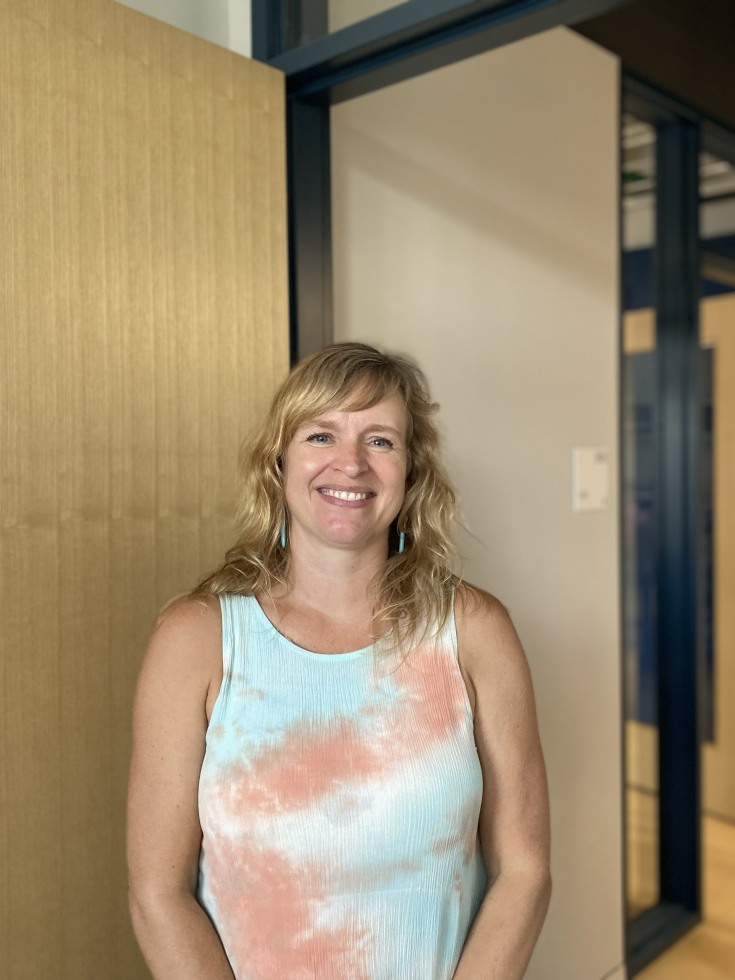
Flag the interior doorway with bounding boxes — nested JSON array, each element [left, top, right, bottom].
[[622, 101, 735, 974]]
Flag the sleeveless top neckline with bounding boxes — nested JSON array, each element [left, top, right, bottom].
[[251, 594, 374, 661]]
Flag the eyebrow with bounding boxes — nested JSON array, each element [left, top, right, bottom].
[[306, 418, 403, 436]]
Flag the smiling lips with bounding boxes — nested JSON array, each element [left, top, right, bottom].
[[317, 487, 375, 502]]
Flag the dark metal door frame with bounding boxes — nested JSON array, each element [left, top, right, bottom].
[[252, 0, 628, 360], [623, 74, 735, 974]]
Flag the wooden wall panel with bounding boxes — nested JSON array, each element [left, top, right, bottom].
[[701, 294, 735, 821], [0, 2, 289, 978]]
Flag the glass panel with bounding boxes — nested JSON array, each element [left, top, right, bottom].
[[281, 0, 411, 50], [280, 0, 489, 51], [622, 114, 660, 920], [329, 0, 410, 33], [278, 0, 523, 53], [623, 125, 735, 926]]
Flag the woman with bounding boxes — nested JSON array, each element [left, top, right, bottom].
[[127, 342, 551, 979]]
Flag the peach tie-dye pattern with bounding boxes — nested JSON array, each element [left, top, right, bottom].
[[197, 595, 487, 980]]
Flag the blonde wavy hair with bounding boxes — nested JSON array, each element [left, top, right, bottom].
[[192, 342, 460, 651]]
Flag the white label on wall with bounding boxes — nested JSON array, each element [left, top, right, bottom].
[[572, 447, 610, 512]]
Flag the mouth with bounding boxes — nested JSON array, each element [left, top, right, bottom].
[[316, 487, 376, 502]]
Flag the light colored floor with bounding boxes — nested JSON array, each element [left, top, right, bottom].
[[629, 794, 735, 979], [627, 786, 659, 917]]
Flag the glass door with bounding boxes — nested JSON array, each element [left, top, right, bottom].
[[622, 96, 735, 972], [698, 143, 735, 955], [622, 114, 660, 923]]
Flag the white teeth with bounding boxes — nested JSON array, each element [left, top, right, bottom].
[[320, 489, 371, 501]]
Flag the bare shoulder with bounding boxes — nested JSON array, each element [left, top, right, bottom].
[[455, 582, 527, 681], [137, 593, 223, 710], [150, 593, 222, 654], [455, 582, 512, 632]]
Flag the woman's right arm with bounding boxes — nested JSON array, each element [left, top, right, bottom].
[[127, 596, 236, 980]]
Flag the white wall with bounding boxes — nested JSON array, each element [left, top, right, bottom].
[[332, 28, 624, 980], [114, 0, 250, 56]]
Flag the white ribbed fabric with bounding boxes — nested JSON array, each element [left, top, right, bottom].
[[197, 594, 486, 979]]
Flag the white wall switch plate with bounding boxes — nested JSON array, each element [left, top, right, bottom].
[[572, 447, 609, 512]]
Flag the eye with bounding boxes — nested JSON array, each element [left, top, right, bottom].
[[369, 436, 394, 449], [306, 432, 332, 444]]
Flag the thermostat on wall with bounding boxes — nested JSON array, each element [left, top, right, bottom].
[[572, 447, 609, 512]]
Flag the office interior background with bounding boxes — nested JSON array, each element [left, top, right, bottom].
[[2, 1, 734, 978]]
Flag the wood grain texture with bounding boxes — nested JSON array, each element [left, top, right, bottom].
[[701, 293, 735, 823], [0, 2, 288, 977]]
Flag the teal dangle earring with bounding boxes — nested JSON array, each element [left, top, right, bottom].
[[398, 530, 406, 554], [280, 519, 287, 549]]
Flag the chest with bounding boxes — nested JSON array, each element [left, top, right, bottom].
[[262, 597, 376, 655], [200, 634, 482, 855]]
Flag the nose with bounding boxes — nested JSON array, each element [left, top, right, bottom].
[[336, 440, 369, 476]]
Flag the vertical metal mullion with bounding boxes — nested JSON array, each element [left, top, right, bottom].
[[253, 0, 329, 61], [251, 0, 281, 61], [655, 118, 701, 914], [285, 1, 331, 362], [287, 98, 333, 363]]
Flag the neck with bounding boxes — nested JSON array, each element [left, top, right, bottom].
[[277, 529, 388, 618]]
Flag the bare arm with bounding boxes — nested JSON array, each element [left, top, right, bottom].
[[453, 587, 551, 980], [127, 596, 236, 980]]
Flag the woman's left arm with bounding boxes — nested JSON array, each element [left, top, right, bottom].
[[453, 587, 552, 980]]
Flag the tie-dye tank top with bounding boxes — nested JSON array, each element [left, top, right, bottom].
[[197, 594, 487, 979]]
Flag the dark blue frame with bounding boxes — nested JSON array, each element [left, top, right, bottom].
[[252, 0, 627, 359], [286, 97, 333, 360], [654, 114, 701, 914], [622, 74, 735, 974], [265, 0, 627, 104], [622, 89, 704, 973]]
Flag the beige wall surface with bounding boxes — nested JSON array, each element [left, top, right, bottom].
[[115, 0, 251, 56], [332, 27, 623, 980], [0, 2, 287, 978]]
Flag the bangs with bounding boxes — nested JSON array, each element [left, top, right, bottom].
[[282, 365, 407, 444], [331, 371, 402, 414]]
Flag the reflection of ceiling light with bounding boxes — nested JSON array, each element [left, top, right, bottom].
[[622, 115, 655, 152], [702, 251, 735, 287], [623, 129, 655, 151], [623, 194, 654, 214], [623, 114, 655, 144], [700, 159, 731, 177]]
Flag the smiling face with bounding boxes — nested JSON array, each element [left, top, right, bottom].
[[281, 392, 410, 554]]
